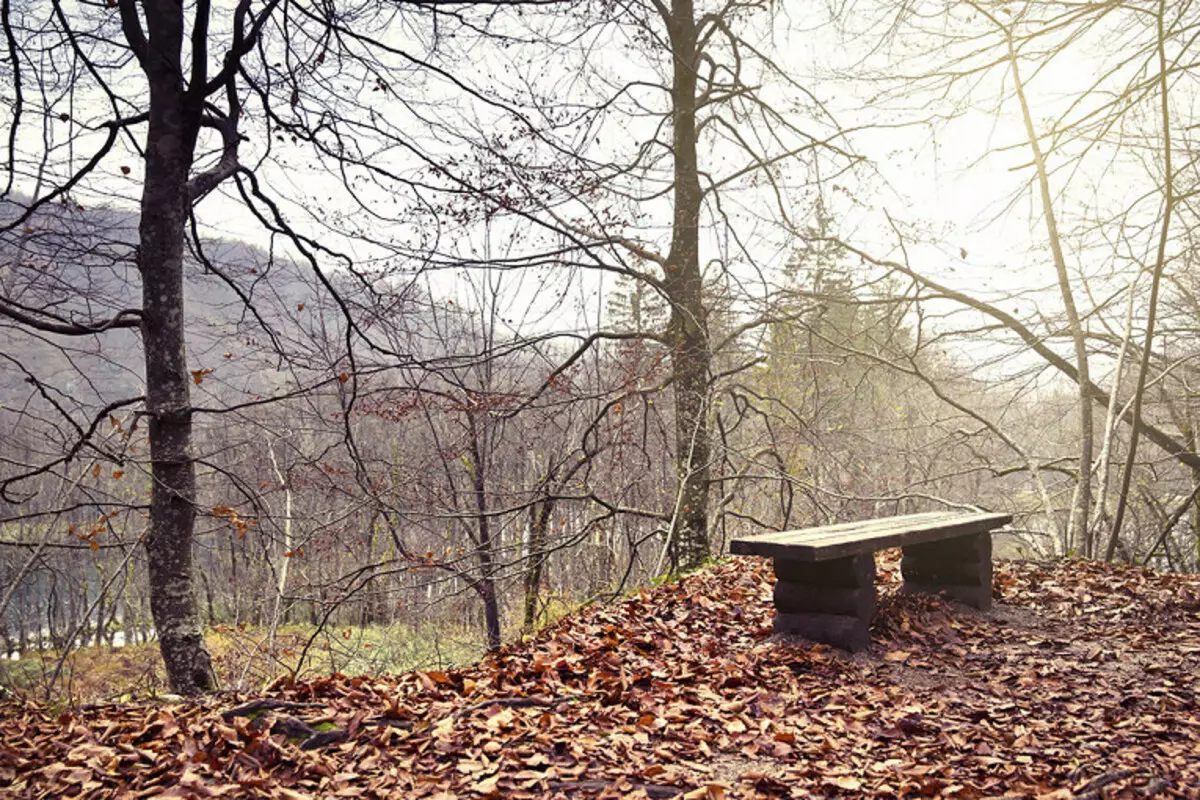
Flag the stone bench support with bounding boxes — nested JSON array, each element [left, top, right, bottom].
[[900, 531, 993, 611], [772, 553, 874, 651]]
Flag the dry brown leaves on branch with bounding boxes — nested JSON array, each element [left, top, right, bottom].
[[2, 555, 1198, 798]]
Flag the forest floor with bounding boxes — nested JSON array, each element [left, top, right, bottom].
[[1, 554, 1198, 799]]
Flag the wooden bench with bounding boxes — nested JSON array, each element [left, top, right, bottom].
[[730, 511, 1013, 652]]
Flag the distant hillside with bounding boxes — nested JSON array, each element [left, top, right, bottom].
[[0, 197, 315, 407]]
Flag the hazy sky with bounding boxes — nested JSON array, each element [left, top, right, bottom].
[[7, 0, 1181, 374]]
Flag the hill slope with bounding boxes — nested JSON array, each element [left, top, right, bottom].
[[1, 197, 313, 403], [2, 556, 1198, 798]]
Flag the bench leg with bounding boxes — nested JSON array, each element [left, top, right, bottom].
[[900, 532, 993, 610], [772, 553, 874, 652]]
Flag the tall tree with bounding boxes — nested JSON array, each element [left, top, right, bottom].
[[1, 0, 530, 692], [430, 0, 854, 570], [2, 0, 270, 691]]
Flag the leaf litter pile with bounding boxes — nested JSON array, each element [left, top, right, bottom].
[[2, 555, 1198, 799]]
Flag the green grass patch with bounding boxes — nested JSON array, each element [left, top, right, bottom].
[[0, 620, 487, 706]]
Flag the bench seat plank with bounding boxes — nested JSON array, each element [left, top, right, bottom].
[[730, 511, 1012, 562]]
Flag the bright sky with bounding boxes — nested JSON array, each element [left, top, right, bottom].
[[6, 0, 1184, 380]]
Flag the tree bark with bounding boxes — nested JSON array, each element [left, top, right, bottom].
[[523, 497, 554, 633], [467, 411, 502, 650], [136, 0, 214, 695], [663, 0, 711, 571]]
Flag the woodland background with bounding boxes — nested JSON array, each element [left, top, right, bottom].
[[2, 0, 1199, 700]]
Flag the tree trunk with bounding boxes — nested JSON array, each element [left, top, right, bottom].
[[0, 616, 12, 660], [1104, 0, 1174, 563], [1006, 32, 1093, 552], [467, 412, 502, 650], [1192, 421, 1200, 568], [479, 575, 501, 651], [104, 585, 120, 648], [523, 498, 554, 633], [17, 583, 29, 655], [229, 526, 240, 624], [137, 0, 213, 695], [664, 0, 711, 571], [199, 568, 216, 626], [268, 443, 293, 649], [93, 570, 107, 648], [46, 578, 60, 650], [1090, 279, 1137, 555], [122, 562, 138, 648]]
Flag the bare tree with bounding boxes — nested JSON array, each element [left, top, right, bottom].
[[824, 0, 1200, 563], [418, 0, 855, 569], [2, 0, 561, 693]]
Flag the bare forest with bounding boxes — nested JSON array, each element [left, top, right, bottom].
[[3, 0, 1199, 704]]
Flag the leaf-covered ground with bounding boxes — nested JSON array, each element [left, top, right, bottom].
[[2, 555, 1198, 799]]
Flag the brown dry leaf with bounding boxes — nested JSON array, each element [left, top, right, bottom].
[[3, 556, 1200, 799], [469, 773, 500, 794], [827, 775, 862, 790]]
